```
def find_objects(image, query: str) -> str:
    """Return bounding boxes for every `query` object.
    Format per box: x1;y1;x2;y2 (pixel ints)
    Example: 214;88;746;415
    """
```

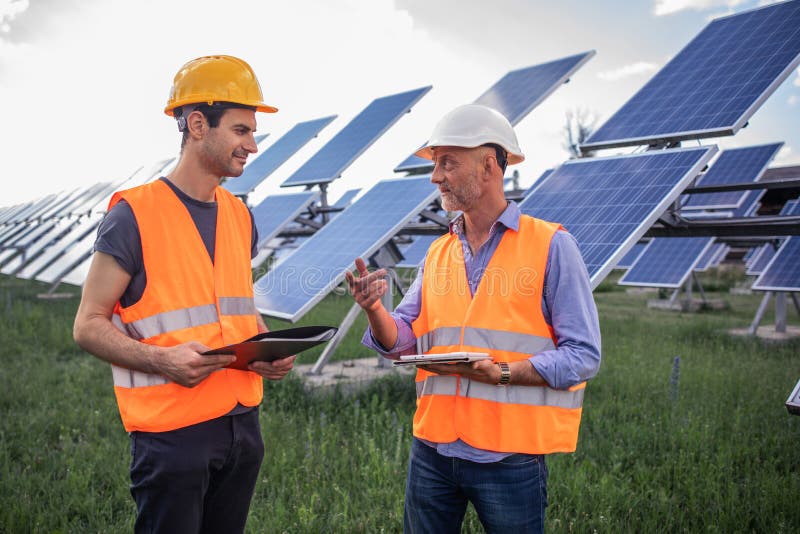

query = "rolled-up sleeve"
530;231;602;390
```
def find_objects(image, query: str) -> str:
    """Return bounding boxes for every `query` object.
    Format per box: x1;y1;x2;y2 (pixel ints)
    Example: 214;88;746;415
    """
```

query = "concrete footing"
729;325;800;341
647;298;728;312
295;357;414;394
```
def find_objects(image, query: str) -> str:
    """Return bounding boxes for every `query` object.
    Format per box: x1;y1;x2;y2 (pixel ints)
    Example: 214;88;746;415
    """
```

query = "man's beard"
440;175;480;212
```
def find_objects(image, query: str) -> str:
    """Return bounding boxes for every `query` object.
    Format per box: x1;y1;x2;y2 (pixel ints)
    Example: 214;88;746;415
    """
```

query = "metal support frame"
747;291;798;335
307;242;406;376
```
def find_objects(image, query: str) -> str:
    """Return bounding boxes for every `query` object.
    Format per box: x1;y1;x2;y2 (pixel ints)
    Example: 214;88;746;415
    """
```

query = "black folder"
204;326;338;370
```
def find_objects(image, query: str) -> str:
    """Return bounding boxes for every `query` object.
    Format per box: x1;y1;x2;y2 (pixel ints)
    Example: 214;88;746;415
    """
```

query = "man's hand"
249;355;296;380
345;257;388;312
154;341;235;388
419;359;501;384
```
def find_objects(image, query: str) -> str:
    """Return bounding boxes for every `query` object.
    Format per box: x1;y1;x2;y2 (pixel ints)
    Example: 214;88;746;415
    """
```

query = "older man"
346;104;601;533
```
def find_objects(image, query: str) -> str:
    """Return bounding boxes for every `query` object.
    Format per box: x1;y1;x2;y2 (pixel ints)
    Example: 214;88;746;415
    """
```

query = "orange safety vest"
107;180;262;433
411;215;585;454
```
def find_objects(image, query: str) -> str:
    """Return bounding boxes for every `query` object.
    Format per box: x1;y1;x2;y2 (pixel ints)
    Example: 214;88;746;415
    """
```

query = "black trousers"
129;408;264;534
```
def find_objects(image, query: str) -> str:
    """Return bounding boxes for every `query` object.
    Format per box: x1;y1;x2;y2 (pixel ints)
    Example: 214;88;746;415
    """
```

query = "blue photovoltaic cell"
332;189;361;209
250;191;319;249
683;143;782;209
254;177;439;321
615;240;649;269
747;199;798;275
747;244;778;275
620;237;715;288
686;144;782;209
518;146;718;288
752;200;800;291
582;2;800;151
16;216;102;280
224;116;336;196
282;87;431;187
395;52;595;173
397;234;441;269
695;242;726;272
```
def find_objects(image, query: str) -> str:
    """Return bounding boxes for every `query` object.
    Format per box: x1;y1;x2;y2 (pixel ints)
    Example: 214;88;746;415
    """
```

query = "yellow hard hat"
164;55;278;116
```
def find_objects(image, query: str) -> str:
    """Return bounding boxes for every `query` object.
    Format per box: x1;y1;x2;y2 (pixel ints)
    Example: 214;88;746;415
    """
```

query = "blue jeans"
404;438;548;534
129;408;264;534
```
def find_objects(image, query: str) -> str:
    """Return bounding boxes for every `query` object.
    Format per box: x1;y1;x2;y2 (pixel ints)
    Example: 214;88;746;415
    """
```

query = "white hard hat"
414;104;524;165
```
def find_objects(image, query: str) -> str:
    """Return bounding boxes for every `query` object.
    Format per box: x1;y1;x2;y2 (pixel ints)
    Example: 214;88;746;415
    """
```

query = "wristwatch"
497;362;511;386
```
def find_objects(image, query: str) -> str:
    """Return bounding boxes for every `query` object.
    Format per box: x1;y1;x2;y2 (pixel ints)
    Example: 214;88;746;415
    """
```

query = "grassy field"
1;268;799;533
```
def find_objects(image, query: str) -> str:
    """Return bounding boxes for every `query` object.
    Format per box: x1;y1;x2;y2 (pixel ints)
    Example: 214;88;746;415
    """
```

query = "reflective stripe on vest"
416;376;584;409
416;326;555;356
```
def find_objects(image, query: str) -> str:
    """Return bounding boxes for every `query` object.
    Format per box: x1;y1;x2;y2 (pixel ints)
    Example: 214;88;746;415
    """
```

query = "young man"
346;104;602;533
73;55;295;533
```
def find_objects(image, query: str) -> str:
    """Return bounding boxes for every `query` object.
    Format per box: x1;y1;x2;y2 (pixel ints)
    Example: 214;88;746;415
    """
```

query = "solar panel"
281;87;431;187
0;220;59;273
694;242;726;272
0;219;73;276
747;200;800;291
518;146;718;288
224;116;336;196
332;189;361;209
395;51;596;173
752;234;800;292
396;234;441;268
683;143;782;210
619;237;714;288
615;240;649;269
251;191;319;249
35;225;99;285
581;2;800;151
15;215;102;280
254;177;439;321
747;244;777;276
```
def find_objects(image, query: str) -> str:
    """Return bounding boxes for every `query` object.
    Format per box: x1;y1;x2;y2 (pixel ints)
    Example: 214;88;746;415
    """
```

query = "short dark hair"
176;102;256;149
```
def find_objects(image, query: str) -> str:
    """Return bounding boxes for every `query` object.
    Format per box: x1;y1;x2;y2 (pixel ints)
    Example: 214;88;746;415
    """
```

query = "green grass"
1;269;799;532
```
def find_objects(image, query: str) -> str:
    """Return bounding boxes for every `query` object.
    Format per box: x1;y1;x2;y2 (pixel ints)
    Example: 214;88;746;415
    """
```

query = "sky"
1;0;798;209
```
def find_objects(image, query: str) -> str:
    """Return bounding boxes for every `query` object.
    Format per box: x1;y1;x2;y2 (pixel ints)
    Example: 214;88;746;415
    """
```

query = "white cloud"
653;0;746;16
773;145;794;164
0;0;28;33
794;67;800;87
789;95;799;107
597;62;659;81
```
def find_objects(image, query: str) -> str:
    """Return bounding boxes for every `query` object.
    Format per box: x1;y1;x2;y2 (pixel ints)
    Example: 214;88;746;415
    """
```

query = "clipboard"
392;352;491;367
204;325;338;370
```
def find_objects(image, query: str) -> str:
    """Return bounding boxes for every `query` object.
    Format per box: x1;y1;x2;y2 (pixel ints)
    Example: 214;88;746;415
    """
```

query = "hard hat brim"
164;100;278;116
414;144;524;165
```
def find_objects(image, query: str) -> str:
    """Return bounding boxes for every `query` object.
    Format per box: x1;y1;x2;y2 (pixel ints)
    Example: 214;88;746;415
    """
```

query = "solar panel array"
224;116;336;196
395;52;595;173
518;146;718;288
683;143;782;210
396;234;441;269
752;200;800;291
615;240;649;270
619;237;715;288
581;1;800;151
281;87;431;187
251;191;320;249
254;177;439;321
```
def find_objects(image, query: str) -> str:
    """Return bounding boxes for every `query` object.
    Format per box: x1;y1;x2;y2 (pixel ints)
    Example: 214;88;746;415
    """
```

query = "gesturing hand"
345;257;388;312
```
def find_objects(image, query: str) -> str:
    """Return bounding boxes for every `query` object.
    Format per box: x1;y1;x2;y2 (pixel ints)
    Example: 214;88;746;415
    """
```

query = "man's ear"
186;110;206;140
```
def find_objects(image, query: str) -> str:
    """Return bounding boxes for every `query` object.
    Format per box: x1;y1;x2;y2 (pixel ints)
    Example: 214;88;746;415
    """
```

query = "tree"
563;108;597;159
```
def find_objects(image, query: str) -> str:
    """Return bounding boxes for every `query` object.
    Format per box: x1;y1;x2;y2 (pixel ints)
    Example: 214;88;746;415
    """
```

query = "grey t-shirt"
94;177;259;308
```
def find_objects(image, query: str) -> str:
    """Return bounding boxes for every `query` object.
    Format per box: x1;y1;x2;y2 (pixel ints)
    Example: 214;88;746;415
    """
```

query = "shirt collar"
448;201;521;236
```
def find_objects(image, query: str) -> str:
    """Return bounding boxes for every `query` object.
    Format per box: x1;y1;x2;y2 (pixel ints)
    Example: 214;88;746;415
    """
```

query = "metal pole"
775;292;787;334
748;292;772;335
308;301;362;375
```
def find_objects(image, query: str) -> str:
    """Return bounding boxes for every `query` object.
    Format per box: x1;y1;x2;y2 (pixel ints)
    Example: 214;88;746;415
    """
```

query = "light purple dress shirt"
361;201;601;462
